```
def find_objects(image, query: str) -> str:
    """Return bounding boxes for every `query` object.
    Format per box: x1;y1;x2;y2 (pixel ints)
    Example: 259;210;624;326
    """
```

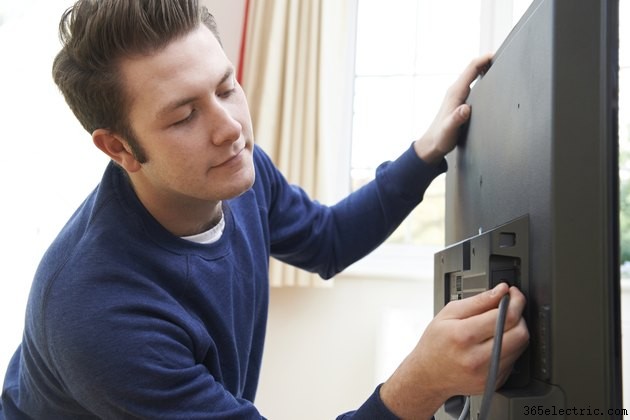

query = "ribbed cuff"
376;143;448;201
372;383;401;419
337;384;400;420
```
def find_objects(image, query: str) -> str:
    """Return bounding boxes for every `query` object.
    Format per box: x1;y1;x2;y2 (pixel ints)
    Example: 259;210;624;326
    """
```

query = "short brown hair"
52;0;221;162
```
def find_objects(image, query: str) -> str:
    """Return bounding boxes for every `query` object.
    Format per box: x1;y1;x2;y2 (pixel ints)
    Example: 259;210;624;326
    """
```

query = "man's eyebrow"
218;67;234;86
156;96;198;120
156;67;235;119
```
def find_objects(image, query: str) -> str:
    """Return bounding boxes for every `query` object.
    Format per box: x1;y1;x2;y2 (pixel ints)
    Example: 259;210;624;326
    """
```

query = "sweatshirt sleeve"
257;143;447;279
336;384;400;420
336;384;436;420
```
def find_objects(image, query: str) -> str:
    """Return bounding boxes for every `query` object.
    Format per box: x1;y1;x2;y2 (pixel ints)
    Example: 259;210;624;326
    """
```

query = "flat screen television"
433;0;621;418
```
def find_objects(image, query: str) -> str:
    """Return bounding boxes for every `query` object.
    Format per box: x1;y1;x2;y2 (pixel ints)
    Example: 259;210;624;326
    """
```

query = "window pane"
388;175;446;246
355;0;418;75
512;0;534;24
351;75;416;173
351;0;481;246
416;0;481;73
411;74;456;135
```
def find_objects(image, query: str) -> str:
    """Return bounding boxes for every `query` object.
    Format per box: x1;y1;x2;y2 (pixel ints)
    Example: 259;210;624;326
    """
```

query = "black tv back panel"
434;0;621;418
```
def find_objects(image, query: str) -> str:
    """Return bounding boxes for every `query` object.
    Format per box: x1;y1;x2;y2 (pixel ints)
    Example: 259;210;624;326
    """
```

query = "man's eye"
174;109;196;126
219;88;236;99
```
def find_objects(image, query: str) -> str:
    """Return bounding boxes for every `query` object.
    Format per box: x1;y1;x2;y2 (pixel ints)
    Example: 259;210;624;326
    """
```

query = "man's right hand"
379;283;529;419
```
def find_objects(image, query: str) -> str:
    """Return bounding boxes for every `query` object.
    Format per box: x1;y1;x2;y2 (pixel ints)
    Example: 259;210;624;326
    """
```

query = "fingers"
403;285;528;400
505;286;527;330
412;283;528;399
495;317;530;388
439;284;527;345
438;104;471;149
452;53;493;93
439;282;509;320
491;285;528;337
442;53;493;114
462;316;529;393
499;318;530;364
456;104;471;123
413;53;494;164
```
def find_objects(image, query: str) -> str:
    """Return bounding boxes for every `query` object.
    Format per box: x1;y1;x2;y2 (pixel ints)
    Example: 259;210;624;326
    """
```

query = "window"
351;0;482;247
344;0;534;277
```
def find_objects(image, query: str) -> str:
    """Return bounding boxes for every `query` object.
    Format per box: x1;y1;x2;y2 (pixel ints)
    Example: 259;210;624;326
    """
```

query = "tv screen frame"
434;0;621;418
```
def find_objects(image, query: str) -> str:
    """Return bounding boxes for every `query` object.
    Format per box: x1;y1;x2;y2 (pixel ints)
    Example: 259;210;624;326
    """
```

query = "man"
0;1;528;419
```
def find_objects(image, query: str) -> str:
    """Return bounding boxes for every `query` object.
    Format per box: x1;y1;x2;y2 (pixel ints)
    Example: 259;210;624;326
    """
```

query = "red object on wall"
237;0;250;83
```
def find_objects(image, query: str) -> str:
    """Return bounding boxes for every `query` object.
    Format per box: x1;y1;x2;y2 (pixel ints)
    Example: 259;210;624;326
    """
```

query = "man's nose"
208;102;242;146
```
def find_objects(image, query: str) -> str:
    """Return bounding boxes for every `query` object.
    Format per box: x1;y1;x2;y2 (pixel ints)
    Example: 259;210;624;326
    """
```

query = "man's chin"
219;168;256;201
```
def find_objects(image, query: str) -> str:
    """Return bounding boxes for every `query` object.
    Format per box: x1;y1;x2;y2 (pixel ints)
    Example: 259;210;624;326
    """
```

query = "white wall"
255;275;434;419
0;0;110;383
201;0;247;71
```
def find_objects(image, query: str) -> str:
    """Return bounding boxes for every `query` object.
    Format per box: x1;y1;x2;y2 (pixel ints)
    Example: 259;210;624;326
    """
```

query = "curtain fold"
240;0;353;287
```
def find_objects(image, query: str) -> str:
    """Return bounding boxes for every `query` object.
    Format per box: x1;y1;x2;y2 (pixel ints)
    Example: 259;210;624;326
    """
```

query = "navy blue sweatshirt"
1;145;445;419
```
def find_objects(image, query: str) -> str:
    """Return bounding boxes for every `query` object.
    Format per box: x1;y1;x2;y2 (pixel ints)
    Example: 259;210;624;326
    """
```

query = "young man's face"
118;24;255;206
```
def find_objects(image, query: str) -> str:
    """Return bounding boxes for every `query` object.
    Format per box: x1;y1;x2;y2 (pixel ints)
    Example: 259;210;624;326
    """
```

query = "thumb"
452;104;471;125
437;104;470;150
439;282;508;320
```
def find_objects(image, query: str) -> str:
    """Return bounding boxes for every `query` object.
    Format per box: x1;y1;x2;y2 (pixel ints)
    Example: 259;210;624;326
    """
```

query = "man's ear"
92;129;142;173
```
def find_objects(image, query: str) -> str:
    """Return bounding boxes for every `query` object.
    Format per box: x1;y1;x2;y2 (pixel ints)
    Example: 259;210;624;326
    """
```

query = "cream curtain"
240;0;355;287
